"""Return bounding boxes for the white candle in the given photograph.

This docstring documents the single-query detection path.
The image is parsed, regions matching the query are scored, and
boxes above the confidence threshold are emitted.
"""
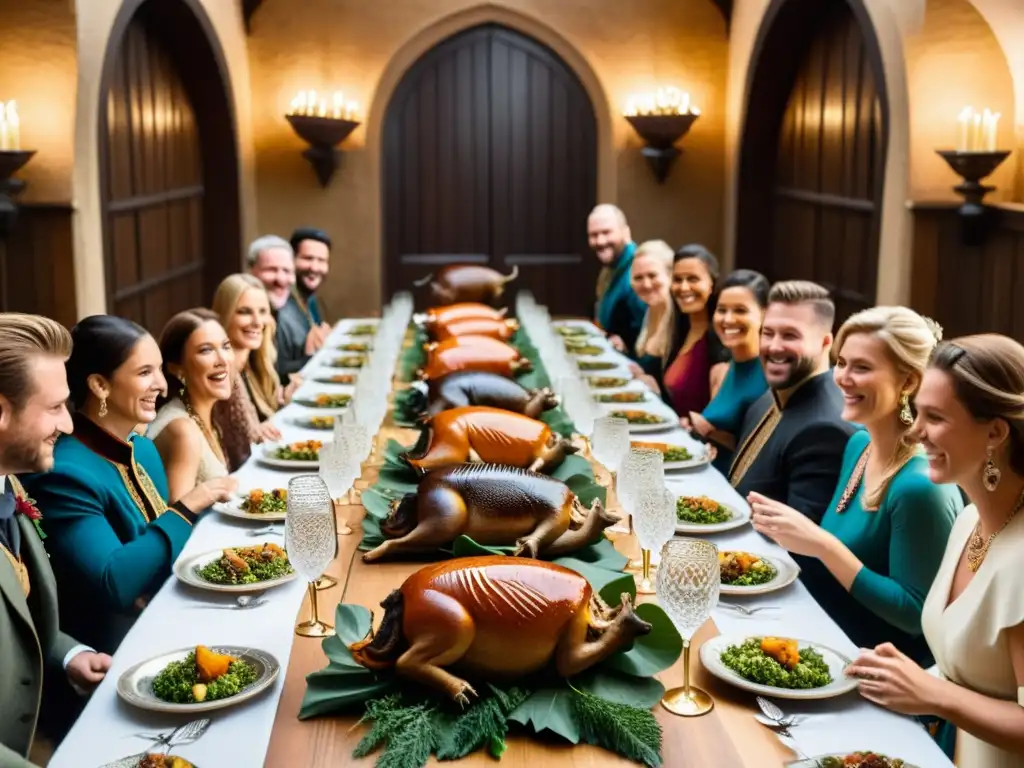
[972,113,982,152]
[956,106,972,152]
[987,112,1000,152]
[7,102,18,151]
[0,102,8,151]
[332,92,343,119]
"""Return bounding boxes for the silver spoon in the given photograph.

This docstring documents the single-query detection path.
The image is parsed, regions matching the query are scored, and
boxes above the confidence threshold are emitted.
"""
[192,595,268,610]
[719,602,779,616]
[247,524,283,537]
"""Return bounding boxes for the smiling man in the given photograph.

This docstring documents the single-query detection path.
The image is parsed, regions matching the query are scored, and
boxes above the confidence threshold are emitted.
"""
[728,280,854,523]
[588,204,646,356]
[0,314,112,767]
[289,227,332,326]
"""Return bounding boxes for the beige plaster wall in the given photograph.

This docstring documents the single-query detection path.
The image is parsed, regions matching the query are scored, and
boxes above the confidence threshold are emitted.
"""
[724,0,1019,307]
[247,0,730,316]
[70,0,258,318]
[0,0,79,202]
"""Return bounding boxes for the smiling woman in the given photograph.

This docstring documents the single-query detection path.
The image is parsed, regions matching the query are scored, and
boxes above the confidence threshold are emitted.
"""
[148,309,239,503]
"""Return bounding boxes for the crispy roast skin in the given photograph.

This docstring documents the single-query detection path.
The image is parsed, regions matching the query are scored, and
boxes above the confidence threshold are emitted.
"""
[405,406,552,471]
[420,336,526,380]
[424,302,508,327]
[431,317,517,342]
[415,265,518,304]
[427,371,547,418]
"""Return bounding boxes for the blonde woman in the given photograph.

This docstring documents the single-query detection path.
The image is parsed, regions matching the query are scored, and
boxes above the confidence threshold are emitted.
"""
[210,274,299,470]
[749,306,962,664]
[615,240,672,392]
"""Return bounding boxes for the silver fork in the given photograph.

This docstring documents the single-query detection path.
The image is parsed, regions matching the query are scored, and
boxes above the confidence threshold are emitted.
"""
[756,697,821,767]
[191,595,268,610]
[719,602,779,616]
[247,524,283,537]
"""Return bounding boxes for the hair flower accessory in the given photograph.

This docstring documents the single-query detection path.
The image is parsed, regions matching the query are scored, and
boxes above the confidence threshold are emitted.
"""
[15,495,45,540]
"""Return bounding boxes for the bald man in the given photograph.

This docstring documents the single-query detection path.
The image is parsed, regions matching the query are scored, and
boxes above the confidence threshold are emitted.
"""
[588,204,647,356]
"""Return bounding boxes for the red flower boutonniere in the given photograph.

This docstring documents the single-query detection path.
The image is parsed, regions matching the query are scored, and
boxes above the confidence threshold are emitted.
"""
[15,495,45,540]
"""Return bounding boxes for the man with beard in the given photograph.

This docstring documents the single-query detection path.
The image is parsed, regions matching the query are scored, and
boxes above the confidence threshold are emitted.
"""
[588,204,646,356]
[728,281,854,523]
[247,234,327,379]
[289,227,333,326]
[0,314,112,767]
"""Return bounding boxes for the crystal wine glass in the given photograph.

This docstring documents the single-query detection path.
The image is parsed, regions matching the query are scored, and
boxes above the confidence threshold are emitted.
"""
[633,486,676,594]
[615,447,663,567]
[287,475,338,637]
[591,415,630,491]
[318,441,352,536]
[657,538,719,716]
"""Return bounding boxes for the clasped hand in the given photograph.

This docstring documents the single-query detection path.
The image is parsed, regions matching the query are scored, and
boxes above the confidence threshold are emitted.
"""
[66,650,112,694]
[748,491,829,557]
[845,642,940,715]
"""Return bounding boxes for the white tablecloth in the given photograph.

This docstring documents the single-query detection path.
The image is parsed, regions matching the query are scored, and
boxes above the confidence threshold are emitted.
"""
[49,318,954,768]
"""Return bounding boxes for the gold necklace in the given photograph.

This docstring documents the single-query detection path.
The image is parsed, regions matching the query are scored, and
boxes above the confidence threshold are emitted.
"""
[966,487,1024,571]
[182,394,226,465]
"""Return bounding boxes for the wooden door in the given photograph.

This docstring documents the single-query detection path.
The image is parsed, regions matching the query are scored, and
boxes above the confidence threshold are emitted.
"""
[736,0,887,325]
[383,24,598,315]
[102,17,204,332]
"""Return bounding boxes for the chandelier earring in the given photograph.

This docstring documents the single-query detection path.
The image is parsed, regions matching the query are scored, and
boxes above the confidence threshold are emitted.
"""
[898,392,913,426]
[983,446,1002,492]
[98,396,108,419]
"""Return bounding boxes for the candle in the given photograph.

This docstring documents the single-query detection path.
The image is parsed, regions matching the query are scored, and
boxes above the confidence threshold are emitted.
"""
[986,111,1000,152]
[332,91,343,119]
[0,101,19,151]
[622,89,698,117]
[956,106,972,152]
[972,113,982,152]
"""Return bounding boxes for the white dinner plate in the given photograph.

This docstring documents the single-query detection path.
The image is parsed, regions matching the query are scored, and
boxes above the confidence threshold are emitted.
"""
[116,645,280,713]
[257,442,323,470]
[607,410,676,433]
[630,440,712,471]
[213,491,288,522]
[288,415,337,431]
[718,551,800,596]
[173,546,296,593]
[592,388,652,405]
[673,498,751,535]
[293,395,351,412]
[700,634,858,700]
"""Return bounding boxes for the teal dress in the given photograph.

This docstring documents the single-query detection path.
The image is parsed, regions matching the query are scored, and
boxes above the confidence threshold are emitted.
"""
[798,429,962,665]
[596,242,647,356]
[701,357,768,472]
[20,414,198,653]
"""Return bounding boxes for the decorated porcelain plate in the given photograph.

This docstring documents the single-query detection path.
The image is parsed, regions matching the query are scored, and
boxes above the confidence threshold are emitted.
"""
[289,414,337,431]
[718,551,800,596]
[116,645,280,714]
[592,388,651,405]
[257,441,323,470]
[173,546,296,593]
[630,440,712,471]
[700,634,858,701]
[312,372,358,385]
[293,394,351,411]
[213,489,288,522]
[673,496,750,534]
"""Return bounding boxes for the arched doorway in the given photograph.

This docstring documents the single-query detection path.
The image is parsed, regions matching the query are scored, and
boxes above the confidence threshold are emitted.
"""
[99,0,241,332]
[736,0,888,324]
[382,23,598,315]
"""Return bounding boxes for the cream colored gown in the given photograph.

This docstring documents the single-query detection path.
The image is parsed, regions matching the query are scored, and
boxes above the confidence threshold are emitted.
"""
[147,398,228,483]
[921,504,1024,768]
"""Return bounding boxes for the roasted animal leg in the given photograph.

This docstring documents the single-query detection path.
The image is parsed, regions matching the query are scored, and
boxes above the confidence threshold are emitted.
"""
[554,592,651,677]
[363,488,469,562]
[395,589,478,706]
[543,499,616,557]
[528,437,572,474]
[511,496,573,559]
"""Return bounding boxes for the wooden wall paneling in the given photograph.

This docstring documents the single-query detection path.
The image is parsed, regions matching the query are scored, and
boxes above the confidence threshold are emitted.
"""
[0,205,77,328]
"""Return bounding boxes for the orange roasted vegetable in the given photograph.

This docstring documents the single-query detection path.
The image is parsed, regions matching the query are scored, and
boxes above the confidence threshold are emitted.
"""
[349,556,651,704]
[402,406,576,475]
[760,637,800,670]
[419,336,531,380]
[413,264,519,305]
[195,644,235,683]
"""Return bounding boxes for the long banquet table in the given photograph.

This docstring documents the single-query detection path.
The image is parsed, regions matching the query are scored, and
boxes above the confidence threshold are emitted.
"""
[48,317,955,768]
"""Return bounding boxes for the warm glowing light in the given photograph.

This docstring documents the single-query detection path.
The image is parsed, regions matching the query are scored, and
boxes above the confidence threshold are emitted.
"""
[624,87,700,117]
[956,105,1000,152]
[288,89,359,120]
[0,100,21,151]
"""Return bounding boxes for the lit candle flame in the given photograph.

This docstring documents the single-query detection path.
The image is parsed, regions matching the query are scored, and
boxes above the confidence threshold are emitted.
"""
[623,88,699,117]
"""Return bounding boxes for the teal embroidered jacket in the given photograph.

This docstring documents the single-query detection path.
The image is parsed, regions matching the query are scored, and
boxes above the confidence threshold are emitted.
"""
[20,414,197,653]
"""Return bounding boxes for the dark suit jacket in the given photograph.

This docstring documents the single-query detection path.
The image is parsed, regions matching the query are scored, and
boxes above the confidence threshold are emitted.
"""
[274,294,312,379]
[731,371,854,524]
[1,510,78,767]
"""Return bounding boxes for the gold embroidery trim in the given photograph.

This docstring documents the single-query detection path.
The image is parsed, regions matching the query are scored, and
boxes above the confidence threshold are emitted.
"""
[116,463,153,523]
[728,403,782,487]
[1,543,30,597]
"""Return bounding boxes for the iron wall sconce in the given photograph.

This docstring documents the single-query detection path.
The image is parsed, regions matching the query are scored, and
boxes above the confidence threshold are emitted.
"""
[935,149,1012,246]
[0,150,35,237]
[626,113,700,184]
[286,114,360,188]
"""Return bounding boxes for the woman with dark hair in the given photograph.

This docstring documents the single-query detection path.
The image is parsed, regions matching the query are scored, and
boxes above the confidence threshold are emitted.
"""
[686,269,770,471]
[149,309,237,502]
[847,333,1024,768]
[638,244,725,416]
[20,316,235,654]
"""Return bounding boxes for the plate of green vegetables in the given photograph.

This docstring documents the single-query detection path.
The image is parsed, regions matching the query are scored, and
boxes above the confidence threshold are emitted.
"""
[117,644,280,713]
[700,635,857,700]
[173,543,296,593]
